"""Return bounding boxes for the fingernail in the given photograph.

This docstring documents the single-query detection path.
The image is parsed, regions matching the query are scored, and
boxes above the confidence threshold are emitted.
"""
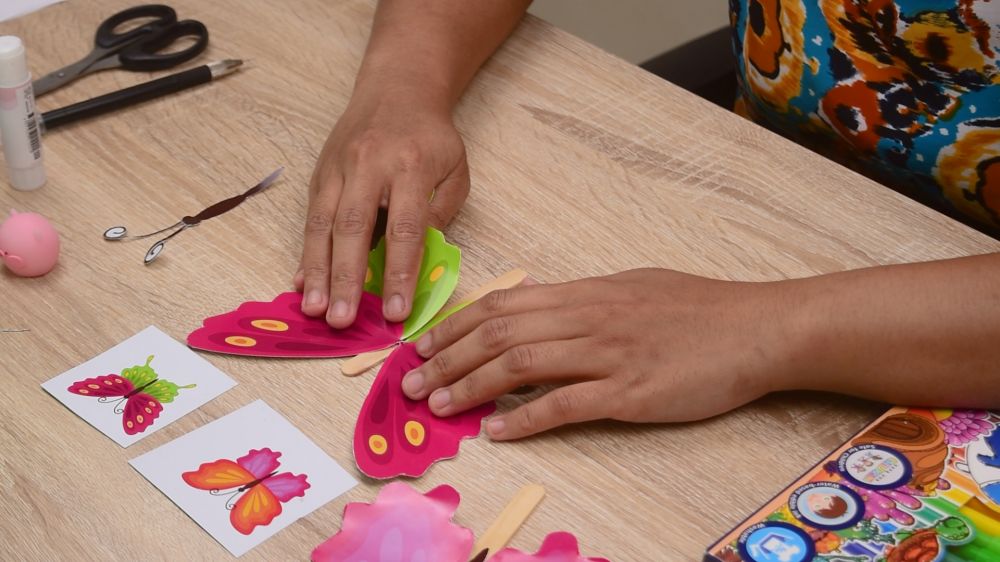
[429,389,451,411]
[402,371,424,397]
[331,300,349,319]
[416,334,432,356]
[386,294,405,317]
[304,290,322,307]
[487,418,505,437]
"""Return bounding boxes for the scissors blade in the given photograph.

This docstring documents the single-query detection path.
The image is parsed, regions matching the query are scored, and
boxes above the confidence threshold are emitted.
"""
[33,48,115,96]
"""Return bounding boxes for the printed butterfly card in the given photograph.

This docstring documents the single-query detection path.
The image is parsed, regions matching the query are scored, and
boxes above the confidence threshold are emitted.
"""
[41,326,236,447]
[130,400,357,557]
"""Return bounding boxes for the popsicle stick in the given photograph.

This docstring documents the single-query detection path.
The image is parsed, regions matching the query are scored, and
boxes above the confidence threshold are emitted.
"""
[448,269,529,310]
[341,346,394,377]
[340,269,530,377]
[472,483,546,558]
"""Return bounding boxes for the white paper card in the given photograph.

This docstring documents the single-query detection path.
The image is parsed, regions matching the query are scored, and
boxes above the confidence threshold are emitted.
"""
[41,325,236,447]
[0,0,65,23]
[130,400,357,557]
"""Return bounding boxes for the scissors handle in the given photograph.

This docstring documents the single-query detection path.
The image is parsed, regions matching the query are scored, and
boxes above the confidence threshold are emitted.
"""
[95,4,177,49]
[118,20,210,72]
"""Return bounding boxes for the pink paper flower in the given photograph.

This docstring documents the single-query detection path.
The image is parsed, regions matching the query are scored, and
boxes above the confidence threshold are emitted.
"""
[312,482,473,562]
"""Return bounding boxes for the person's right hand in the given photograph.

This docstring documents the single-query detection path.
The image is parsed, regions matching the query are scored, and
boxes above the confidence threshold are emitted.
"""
[294,93,470,328]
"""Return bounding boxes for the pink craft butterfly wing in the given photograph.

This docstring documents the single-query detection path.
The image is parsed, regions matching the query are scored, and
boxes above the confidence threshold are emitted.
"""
[67,374,134,397]
[187,291,403,357]
[353,343,495,479]
[311,482,474,562]
[490,532,610,562]
[121,392,163,435]
[261,472,311,501]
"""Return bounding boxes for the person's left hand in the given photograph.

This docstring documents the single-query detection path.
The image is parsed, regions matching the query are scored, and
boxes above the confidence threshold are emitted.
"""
[400,268,802,440]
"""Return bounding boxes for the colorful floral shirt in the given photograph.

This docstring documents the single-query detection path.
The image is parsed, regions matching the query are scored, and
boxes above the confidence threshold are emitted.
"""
[731,0,1000,232]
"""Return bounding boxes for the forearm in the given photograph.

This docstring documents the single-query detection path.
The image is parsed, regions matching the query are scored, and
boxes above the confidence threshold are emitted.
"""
[778,253,1000,408]
[354,0,532,113]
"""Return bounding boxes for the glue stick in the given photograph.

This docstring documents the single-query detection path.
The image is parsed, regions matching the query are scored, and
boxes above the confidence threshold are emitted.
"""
[0,36,45,191]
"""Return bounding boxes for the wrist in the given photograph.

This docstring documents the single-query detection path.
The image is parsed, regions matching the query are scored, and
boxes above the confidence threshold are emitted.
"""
[352,59,457,117]
[751,278,828,394]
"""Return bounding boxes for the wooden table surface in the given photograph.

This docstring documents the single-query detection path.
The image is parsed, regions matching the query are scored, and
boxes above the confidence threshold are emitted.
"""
[3,1,999,560]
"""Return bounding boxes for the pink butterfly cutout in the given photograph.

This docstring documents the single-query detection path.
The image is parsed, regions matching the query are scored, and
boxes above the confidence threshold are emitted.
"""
[187,291,401,357]
[312,482,608,562]
[187,292,494,478]
[355,343,495,479]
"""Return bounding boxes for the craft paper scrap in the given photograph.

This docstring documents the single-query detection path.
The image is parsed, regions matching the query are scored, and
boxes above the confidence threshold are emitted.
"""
[0,0,64,23]
[130,400,357,557]
[491,532,611,562]
[41,325,236,447]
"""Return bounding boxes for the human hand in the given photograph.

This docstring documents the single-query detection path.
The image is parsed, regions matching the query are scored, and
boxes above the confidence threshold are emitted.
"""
[400,268,800,440]
[295,93,470,328]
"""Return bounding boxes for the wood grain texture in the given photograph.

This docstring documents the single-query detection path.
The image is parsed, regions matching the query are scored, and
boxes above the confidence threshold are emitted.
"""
[2,1,998,561]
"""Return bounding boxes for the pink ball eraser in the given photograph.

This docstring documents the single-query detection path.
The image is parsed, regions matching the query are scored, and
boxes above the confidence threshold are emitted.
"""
[0,209,60,277]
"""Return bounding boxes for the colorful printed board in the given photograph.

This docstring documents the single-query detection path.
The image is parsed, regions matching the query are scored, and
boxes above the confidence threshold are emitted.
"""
[705,407,1000,562]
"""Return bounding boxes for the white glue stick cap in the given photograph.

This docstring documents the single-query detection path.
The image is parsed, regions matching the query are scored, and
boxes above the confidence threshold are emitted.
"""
[0,36,28,86]
[8,161,46,190]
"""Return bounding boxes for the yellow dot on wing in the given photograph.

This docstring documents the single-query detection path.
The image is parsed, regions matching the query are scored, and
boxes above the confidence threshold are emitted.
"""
[369,435,388,455]
[148,400,156,407]
[365,267,373,283]
[144,407,153,414]
[78,389,89,394]
[88,384,99,389]
[136,415,144,424]
[429,265,445,283]
[404,421,425,446]
[115,378,123,383]
[250,319,289,332]
[225,335,257,347]
[104,380,113,385]
[126,421,134,429]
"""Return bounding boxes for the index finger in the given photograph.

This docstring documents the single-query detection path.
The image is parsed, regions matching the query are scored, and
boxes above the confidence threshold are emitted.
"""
[414,282,572,358]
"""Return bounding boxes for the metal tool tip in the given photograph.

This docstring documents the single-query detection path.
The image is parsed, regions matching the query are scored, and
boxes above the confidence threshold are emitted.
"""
[209,59,244,78]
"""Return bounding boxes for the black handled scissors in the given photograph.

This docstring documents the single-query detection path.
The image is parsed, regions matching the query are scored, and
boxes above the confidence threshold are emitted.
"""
[33,4,209,97]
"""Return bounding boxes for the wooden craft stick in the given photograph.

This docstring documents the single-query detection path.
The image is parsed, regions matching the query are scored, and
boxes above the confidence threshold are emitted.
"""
[340,269,530,377]
[341,346,394,377]
[472,483,546,559]
[447,269,529,310]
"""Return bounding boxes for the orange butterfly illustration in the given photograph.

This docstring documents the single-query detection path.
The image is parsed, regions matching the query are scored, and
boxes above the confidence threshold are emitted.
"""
[182,448,310,535]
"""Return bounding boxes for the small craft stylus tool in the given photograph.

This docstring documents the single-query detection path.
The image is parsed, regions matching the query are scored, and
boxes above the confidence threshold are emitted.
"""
[103,167,284,264]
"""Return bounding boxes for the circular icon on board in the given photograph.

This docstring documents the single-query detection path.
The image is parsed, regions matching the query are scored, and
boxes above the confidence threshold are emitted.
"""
[737,522,815,562]
[838,444,912,490]
[788,482,864,530]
